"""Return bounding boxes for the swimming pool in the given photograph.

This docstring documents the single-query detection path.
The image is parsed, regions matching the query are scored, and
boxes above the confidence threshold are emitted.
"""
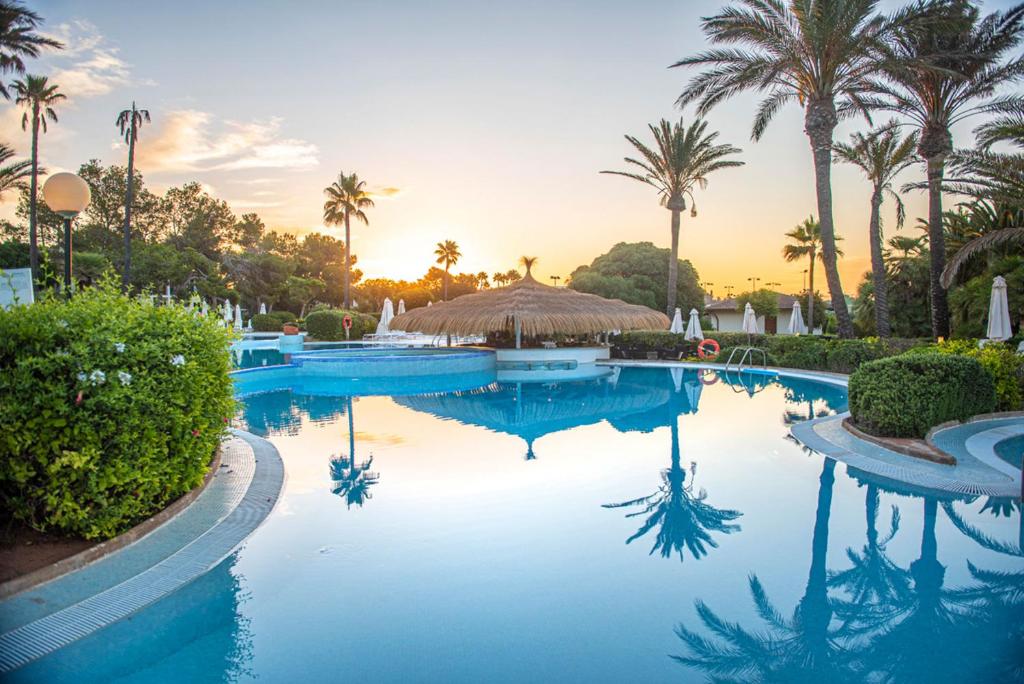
[10,367,1023,682]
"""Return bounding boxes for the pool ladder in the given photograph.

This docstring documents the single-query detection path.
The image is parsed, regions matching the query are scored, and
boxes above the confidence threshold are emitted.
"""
[722,346,769,395]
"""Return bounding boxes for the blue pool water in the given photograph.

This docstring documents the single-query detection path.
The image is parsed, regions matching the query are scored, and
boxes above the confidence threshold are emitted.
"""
[14,367,1024,682]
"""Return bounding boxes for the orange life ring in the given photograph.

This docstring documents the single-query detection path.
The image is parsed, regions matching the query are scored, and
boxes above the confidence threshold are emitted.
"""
[697,338,720,360]
[342,315,353,330]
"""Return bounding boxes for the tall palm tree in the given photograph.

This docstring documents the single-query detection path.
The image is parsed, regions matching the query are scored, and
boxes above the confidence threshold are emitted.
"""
[872,1,1024,338]
[492,271,507,287]
[603,416,742,562]
[0,141,31,200]
[323,172,374,309]
[434,239,461,300]
[673,0,922,338]
[887,234,926,260]
[782,216,844,333]
[0,1,61,99]
[834,124,918,337]
[116,102,150,290]
[602,117,743,316]
[13,74,63,281]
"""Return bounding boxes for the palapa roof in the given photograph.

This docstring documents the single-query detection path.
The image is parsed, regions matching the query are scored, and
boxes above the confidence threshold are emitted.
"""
[389,266,669,336]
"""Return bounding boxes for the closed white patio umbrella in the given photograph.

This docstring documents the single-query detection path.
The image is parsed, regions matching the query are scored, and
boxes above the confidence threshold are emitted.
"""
[222,299,232,323]
[427,301,432,307]
[233,304,243,330]
[788,300,808,335]
[742,302,759,335]
[259,302,267,315]
[670,307,684,334]
[986,275,1012,341]
[684,308,704,341]
[376,298,395,335]
[398,299,406,315]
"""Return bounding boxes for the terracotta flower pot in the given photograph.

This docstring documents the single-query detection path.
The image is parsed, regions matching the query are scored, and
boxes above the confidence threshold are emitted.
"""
[282,324,299,335]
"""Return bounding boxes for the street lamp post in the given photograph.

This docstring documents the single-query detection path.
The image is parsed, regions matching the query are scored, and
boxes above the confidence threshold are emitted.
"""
[747,276,759,291]
[42,173,91,294]
[549,275,561,286]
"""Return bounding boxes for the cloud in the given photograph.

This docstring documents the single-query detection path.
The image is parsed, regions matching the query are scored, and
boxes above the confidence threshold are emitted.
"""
[372,186,402,198]
[136,110,319,173]
[40,21,149,100]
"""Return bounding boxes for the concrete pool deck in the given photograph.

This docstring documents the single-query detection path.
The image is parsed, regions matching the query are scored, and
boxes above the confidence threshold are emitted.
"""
[0,429,284,674]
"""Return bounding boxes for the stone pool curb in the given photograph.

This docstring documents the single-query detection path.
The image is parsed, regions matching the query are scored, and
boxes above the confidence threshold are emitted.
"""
[0,428,284,675]
[0,449,224,601]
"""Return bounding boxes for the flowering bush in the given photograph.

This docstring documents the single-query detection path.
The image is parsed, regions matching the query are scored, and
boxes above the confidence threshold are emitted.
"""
[0,281,235,540]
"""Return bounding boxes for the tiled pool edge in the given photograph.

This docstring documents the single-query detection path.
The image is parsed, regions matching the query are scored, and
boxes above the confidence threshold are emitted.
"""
[0,429,284,674]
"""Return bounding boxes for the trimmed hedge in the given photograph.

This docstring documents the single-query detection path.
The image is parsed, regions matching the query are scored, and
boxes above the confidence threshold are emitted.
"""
[849,354,996,438]
[906,340,1023,411]
[0,282,235,539]
[251,310,298,332]
[304,309,376,340]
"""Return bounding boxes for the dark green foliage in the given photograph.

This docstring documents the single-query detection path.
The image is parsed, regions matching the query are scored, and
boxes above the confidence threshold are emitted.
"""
[251,313,287,332]
[825,339,887,374]
[0,281,235,539]
[568,242,702,314]
[304,309,375,340]
[906,340,1023,411]
[734,289,779,317]
[849,354,996,438]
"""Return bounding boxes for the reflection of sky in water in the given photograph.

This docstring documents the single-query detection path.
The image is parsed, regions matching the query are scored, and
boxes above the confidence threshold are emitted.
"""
[18,368,1023,683]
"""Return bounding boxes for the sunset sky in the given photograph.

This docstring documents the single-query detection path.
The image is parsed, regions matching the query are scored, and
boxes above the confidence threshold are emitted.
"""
[3,0,1016,295]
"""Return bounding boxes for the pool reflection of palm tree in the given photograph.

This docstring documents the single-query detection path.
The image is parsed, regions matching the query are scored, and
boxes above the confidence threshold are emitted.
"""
[674,459,856,681]
[604,416,741,562]
[328,397,379,508]
[828,484,910,628]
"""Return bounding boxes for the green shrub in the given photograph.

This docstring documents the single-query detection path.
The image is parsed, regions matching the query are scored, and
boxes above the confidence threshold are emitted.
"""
[906,340,1023,411]
[251,313,281,332]
[849,354,996,438]
[0,282,235,539]
[304,309,375,340]
[771,336,829,371]
[268,310,297,325]
[825,339,886,374]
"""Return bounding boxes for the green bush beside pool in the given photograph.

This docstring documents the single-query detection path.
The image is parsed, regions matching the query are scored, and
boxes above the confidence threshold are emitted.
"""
[0,283,235,540]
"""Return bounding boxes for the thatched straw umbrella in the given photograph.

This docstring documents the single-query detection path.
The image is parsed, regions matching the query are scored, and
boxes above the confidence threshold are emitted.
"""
[389,258,668,347]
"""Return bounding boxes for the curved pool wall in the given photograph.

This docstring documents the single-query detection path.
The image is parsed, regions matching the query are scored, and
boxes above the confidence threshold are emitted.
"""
[232,347,497,398]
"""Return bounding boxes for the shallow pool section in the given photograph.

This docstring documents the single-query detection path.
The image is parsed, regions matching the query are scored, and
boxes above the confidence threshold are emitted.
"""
[11,367,1023,683]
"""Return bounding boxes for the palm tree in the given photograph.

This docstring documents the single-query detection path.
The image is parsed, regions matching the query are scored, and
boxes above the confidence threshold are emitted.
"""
[116,102,150,290]
[492,271,507,287]
[434,239,461,300]
[602,117,742,316]
[0,141,31,200]
[603,416,742,562]
[887,234,926,261]
[782,216,844,333]
[13,74,63,281]
[0,1,61,99]
[834,124,918,337]
[872,1,1024,338]
[476,271,490,288]
[673,0,922,338]
[323,172,374,308]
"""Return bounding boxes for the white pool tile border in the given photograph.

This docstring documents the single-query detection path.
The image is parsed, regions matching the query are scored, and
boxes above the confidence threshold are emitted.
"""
[0,429,283,674]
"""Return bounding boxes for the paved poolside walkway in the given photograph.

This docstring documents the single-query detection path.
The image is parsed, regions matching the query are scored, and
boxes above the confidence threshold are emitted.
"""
[0,429,283,674]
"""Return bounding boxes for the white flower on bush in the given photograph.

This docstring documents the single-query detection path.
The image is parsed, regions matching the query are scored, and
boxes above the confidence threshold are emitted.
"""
[57,320,69,329]
[114,342,126,353]
[89,370,106,385]
[171,354,186,367]
[76,372,87,383]
[117,371,132,386]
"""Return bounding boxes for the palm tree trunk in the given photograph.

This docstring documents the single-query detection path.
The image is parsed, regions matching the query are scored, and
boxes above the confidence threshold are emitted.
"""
[667,208,681,316]
[28,104,39,284]
[807,248,815,333]
[926,157,950,339]
[347,396,355,464]
[869,190,891,338]
[343,211,351,309]
[799,457,836,645]
[805,103,853,338]
[122,130,136,291]
[444,263,449,301]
